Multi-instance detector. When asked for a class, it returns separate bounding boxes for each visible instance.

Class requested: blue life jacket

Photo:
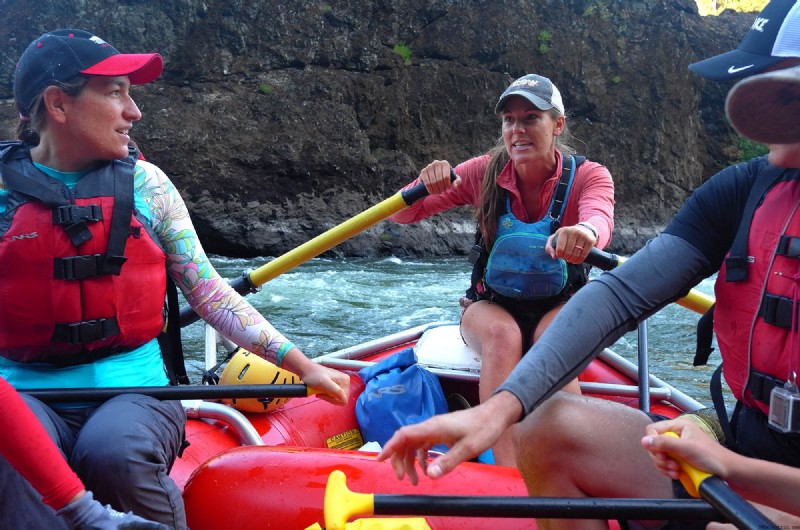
[482,154,584,301]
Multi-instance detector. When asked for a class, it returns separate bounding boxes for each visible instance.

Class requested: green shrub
[538,30,553,54]
[733,136,769,162]
[257,84,273,95]
[393,43,412,66]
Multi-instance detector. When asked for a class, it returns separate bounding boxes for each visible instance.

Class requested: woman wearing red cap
[0,29,350,529]
[389,73,615,467]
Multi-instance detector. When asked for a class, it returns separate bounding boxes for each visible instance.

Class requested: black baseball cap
[14,29,163,117]
[689,0,800,81]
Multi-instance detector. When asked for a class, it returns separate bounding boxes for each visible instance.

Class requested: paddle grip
[662,431,711,498]
[400,169,459,205]
[550,234,620,271]
[584,248,621,271]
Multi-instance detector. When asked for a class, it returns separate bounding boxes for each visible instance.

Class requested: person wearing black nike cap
[689,0,800,81]
[377,3,800,529]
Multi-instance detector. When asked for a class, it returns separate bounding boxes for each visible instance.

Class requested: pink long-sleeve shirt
[390,151,615,249]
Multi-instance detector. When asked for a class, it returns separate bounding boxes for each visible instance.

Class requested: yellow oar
[179,179,443,327]
[321,470,717,529]
[664,432,778,529]
[180,179,713,326]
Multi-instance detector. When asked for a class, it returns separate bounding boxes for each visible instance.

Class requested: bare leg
[461,301,524,467]
[533,304,581,395]
[514,393,673,530]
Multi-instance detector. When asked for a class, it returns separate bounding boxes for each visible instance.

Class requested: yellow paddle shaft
[248,192,409,288]
[610,256,714,316]
[675,289,714,315]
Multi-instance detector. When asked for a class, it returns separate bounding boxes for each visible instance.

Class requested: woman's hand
[418,160,461,195]
[376,391,522,484]
[546,224,597,263]
[286,350,350,406]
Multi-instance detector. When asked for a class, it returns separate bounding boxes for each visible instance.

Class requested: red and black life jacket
[714,167,800,416]
[0,141,167,365]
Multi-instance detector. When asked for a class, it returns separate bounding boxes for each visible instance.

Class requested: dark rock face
[0,0,753,257]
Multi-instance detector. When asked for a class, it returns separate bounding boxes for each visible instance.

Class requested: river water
[180,255,721,406]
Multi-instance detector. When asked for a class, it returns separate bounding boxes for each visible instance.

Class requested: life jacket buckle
[52,318,120,345]
[54,254,104,280]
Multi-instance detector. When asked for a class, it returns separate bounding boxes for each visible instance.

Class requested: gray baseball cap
[495,74,565,115]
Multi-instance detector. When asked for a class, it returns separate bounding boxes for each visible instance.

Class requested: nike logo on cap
[728,64,755,74]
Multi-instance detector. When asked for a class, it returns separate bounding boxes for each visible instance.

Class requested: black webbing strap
[777,235,800,258]
[158,275,190,386]
[747,370,785,405]
[547,155,585,230]
[53,254,105,280]
[725,166,786,282]
[100,165,133,276]
[758,293,796,329]
[0,159,97,246]
[693,303,716,366]
[710,364,736,445]
[52,317,120,345]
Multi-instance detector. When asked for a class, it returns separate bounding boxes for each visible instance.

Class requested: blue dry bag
[356,347,448,449]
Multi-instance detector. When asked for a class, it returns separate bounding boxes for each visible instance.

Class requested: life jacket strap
[693,303,716,366]
[725,165,786,282]
[54,254,105,280]
[777,235,800,258]
[52,204,103,225]
[52,318,120,345]
[758,292,797,330]
[747,370,785,405]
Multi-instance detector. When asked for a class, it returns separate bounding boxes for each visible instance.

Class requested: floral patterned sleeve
[134,161,295,366]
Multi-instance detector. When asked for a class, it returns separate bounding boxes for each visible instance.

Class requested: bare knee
[513,393,601,475]
[475,319,522,358]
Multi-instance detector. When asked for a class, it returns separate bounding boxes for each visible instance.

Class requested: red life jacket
[715,178,800,415]
[0,142,167,365]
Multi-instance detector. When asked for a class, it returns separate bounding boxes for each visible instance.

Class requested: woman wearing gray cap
[389,73,615,467]
[0,29,350,529]
[378,2,800,528]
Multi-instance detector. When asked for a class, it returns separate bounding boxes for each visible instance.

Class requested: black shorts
[477,291,567,351]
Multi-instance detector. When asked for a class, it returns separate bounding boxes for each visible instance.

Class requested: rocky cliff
[0,0,754,257]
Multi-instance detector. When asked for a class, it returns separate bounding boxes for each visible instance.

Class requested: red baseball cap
[14,29,162,117]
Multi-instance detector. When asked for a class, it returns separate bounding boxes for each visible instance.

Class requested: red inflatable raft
[172,322,704,529]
